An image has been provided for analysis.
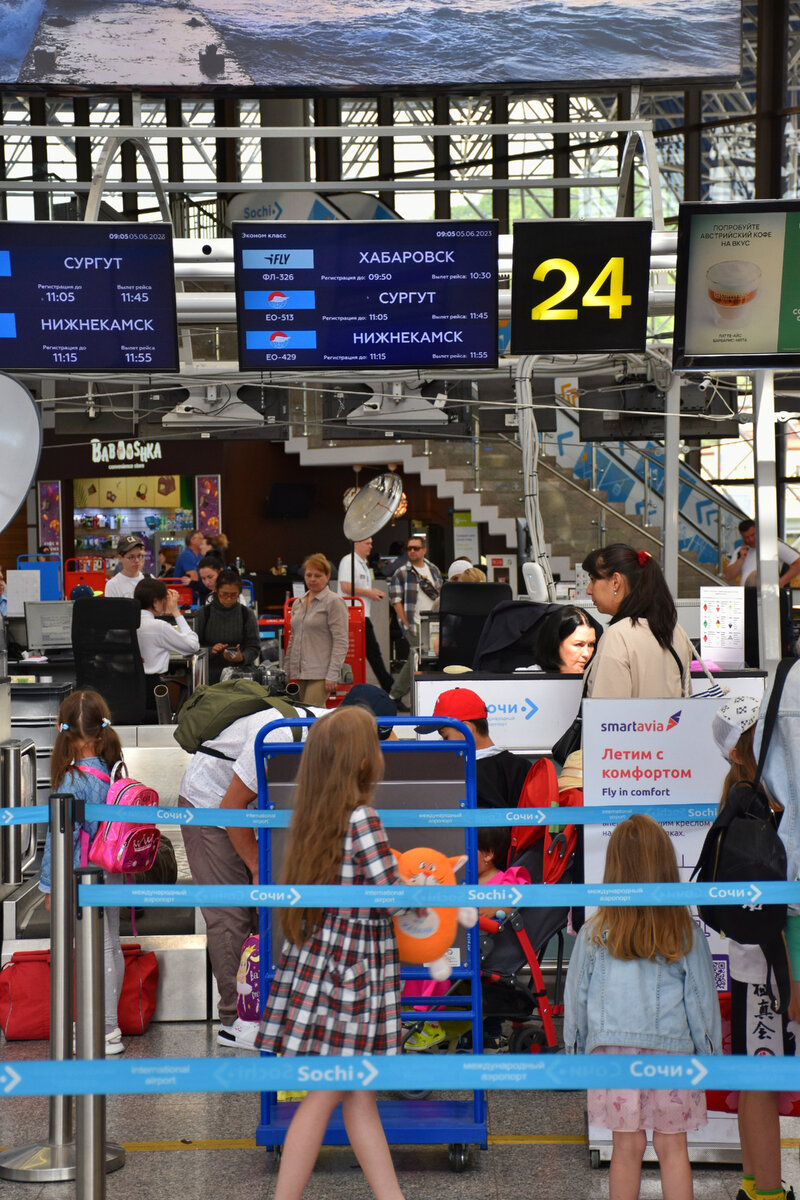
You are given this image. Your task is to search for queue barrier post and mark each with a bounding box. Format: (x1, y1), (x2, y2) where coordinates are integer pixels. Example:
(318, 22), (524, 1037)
(0, 796), (124, 1184)
(0, 792), (78, 1181)
(75, 867), (126, 1198)
(153, 683), (173, 726)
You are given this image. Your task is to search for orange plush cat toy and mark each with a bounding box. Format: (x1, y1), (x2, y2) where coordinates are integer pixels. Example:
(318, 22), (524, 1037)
(391, 846), (478, 980)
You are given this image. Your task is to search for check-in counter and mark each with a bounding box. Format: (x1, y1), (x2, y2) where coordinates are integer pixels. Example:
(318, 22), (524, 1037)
(414, 669), (768, 754)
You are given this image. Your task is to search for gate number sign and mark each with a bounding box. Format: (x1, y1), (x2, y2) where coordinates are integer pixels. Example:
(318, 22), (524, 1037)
(510, 219), (652, 356)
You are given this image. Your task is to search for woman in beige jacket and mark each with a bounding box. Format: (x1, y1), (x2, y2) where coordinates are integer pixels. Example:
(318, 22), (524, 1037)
(285, 553), (349, 706)
(582, 543), (693, 700)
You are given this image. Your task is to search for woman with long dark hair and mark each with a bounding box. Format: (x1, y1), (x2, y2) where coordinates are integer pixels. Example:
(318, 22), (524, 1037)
(532, 605), (598, 674)
(582, 543), (693, 699)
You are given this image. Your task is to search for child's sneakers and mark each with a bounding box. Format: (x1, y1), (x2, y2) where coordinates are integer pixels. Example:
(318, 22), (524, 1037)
(72, 1025), (125, 1055)
(217, 1017), (260, 1050)
(403, 1021), (448, 1051)
(104, 1027), (125, 1056)
(737, 1187), (795, 1200)
(403, 1020), (473, 1051)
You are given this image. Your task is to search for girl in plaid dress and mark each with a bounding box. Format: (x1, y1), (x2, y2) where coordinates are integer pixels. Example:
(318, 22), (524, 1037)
(257, 704), (407, 1200)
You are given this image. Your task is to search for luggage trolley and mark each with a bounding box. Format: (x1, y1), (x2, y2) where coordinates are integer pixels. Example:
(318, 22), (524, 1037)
(282, 596), (367, 690)
(253, 715), (488, 1171)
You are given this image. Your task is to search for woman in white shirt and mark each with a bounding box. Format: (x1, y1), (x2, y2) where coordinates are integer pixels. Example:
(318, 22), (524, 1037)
(133, 576), (200, 676)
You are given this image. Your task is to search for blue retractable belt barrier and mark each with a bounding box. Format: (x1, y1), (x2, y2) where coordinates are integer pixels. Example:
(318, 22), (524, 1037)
(82, 879), (800, 909)
(1, 1052), (800, 1099)
(0, 802), (722, 828)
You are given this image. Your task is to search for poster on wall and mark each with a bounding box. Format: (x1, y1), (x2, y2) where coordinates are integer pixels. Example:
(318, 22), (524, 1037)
(0, 2), (741, 92)
(195, 475), (221, 536)
(699, 586), (745, 668)
(673, 200), (800, 370)
(452, 512), (480, 565)
(37, 480), (62, 559)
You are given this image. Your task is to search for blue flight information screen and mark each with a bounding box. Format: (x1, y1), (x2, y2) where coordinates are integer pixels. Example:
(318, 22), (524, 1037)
(234, 220), (499, 371)
(0, 222), (179, 371)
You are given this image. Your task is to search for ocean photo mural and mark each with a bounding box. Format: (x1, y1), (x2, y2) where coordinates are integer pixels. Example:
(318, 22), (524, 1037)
(0, 0), (741, 91)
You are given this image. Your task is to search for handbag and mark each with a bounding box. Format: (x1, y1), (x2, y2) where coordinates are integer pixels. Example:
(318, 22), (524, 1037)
(412, 567), (440, 603)
(0, 949), (51, 1040)
(130, 833), (177, 886)
(0, 943), (159, 1039)
(552, 677), (588, 766)
(117, 943), (160, 1034)
(236, 934), (261, 1022)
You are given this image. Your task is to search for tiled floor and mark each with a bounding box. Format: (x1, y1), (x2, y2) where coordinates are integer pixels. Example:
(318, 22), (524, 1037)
(1, 1022), (798, 1200)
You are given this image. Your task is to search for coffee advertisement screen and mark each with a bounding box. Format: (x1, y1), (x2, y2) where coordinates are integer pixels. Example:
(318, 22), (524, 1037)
(673, 200), (800, 370)
(234, 220), (499, 372)
(0, 222), (179, 372)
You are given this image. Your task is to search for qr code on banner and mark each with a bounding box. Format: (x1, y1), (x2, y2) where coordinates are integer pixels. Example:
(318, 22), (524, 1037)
(712, 956), (729, 993)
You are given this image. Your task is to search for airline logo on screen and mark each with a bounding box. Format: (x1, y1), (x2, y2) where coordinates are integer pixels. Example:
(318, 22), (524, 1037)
(245, 330), (318, 350)
(243, 290), (316, 310)
(0, 251), (14, 338)
(242, 249), (315, 270)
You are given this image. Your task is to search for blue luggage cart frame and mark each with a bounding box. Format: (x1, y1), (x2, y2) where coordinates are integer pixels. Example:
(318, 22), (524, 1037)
(253, 715), (488, 1170)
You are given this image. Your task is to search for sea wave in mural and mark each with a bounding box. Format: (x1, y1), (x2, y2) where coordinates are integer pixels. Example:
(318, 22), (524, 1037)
(0, 0), (741, 91)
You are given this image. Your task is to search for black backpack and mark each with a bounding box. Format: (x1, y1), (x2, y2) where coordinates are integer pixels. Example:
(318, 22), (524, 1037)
(691, 658), (794, 1013)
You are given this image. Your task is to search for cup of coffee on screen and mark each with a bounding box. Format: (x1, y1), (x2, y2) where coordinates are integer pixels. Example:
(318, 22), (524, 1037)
(706, 260), (761, 325)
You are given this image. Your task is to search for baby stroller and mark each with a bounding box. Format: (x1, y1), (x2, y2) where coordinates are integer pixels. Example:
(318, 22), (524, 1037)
(478, 757), (580, 1053)
(402, 757), (580, 1055)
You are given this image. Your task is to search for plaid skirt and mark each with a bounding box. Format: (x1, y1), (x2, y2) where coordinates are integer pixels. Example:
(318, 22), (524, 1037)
(256, 910), (401, 1057)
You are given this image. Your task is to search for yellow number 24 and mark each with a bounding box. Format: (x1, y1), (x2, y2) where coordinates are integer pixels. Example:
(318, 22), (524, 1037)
(530, 256), (631, 321)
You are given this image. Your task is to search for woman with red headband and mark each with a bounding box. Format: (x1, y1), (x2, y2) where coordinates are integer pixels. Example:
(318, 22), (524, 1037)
(581, 543), (693, 699)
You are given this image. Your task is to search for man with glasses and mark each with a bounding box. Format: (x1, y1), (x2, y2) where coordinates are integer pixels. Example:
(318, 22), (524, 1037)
(389, 536), (442, 711)
(104, 534), (147, 598)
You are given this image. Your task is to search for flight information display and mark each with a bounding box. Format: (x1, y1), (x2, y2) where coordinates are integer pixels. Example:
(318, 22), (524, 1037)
(0, 222), (179, 371)
(234, 220), (499, 371)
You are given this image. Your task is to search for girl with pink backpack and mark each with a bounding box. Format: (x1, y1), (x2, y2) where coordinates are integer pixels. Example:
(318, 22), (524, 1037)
(39, 689), (130, 1055)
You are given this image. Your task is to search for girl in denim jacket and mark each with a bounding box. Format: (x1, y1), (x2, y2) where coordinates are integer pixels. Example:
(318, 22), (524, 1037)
(565, 814), (721, 1200)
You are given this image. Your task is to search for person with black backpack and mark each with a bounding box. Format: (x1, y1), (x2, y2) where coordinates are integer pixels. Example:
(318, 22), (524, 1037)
(711, 695), (797, 1200)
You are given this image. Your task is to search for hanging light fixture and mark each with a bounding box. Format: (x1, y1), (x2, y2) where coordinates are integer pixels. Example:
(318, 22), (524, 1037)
(343, 463), (363, 512)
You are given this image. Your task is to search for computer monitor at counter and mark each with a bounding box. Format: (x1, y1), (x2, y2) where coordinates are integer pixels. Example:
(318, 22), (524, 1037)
(24, 600), (74, 652)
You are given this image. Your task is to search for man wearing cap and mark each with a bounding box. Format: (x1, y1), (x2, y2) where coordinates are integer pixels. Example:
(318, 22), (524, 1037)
(180, 684), (397, 1050)
(420, 687), (530, 809)
(446, 558), (473, 582)
(338, 536), (394, 693)
(104, 534), (147, 598)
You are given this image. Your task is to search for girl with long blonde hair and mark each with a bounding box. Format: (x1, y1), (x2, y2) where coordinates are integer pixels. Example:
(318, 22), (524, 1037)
(257, 705), (407, 1200)
(564, 814), (720, 1200)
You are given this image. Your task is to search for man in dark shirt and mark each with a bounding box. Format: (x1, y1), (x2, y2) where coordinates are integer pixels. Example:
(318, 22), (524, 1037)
(417, 687), (530, 809)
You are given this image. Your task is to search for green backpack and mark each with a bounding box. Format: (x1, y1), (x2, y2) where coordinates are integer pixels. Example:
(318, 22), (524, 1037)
(174, 679), (301, 753)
